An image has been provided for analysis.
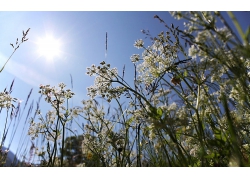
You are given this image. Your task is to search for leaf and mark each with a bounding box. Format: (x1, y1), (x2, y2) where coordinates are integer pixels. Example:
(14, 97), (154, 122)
(148, 106), (156, 118)
(148, 106), (162, 120)
(125, 117), (134, 128)
(184, 70), (188, 77)
(204, 152), (215, 159)
(245, 26), (250, 42)
(157, 107), (163, 117)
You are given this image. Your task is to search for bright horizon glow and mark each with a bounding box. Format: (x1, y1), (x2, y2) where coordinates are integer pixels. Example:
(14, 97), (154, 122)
(36, 35), (61, 60)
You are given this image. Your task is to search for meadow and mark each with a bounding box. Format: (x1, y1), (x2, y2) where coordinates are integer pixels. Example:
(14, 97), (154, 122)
(1, 11), (250, 167)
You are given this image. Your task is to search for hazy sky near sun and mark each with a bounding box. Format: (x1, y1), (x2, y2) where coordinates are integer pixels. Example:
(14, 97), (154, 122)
(0, 11), (249, 156)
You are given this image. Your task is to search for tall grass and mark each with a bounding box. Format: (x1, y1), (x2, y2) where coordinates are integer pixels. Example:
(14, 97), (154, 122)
(0, 28), (33, 166)
(1, 12), (250, 167)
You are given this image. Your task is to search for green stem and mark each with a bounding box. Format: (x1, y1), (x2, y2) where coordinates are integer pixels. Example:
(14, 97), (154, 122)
(227, 11), (247, 45)
(137, 123), (141, 167)
(61, 123), (65, 167)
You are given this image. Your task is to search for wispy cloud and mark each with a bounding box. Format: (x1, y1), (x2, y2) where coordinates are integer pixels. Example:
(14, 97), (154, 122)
(0, 52), (54, 87)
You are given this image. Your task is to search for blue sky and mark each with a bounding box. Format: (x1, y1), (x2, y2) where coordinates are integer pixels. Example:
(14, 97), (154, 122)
(0, 10), (249, 163)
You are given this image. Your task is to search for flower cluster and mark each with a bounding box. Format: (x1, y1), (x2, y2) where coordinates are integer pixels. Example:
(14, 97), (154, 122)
(28, 83), (81, 163)
(86, 61), (127, 102)
(134, 39), (144, 49)
(0, 91), (17, 109)
(133, 31), (180, 85)
(130, 54), (140, 63)
(39, 83), (75, 105)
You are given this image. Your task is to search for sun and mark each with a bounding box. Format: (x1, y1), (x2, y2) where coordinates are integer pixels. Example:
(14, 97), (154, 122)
(36, 35), (61, 60)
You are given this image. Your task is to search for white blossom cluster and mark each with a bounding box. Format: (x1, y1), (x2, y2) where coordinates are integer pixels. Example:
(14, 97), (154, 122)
(131, 34), (179, 85)
(0, 91), (17, 109)
(80, 99), (128, 166)
(39, 83), (75, 105)
(28, 83), (80, 141)
(86, 61), (127, 102)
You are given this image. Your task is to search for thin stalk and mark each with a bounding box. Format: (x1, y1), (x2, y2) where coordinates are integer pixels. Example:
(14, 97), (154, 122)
(136, 123), (141, 167)
(1, 110), (9, 148)
(222, 93), (244, 166)
(227, 11), (248, 45)
(60, 123), (65, 167)
(60, 99), (69, 167)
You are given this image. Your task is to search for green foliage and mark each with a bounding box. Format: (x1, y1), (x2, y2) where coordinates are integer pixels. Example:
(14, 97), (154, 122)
(60, 135), (83, 166)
